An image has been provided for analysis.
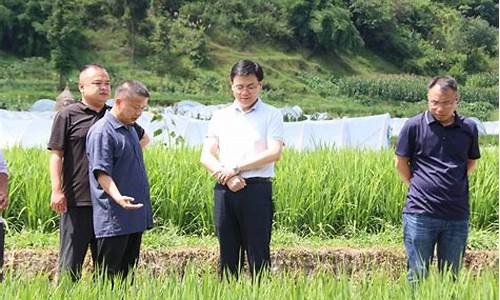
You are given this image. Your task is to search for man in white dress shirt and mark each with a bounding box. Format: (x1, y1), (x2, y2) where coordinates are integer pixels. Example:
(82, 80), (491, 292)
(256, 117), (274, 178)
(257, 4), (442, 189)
(201, 60), (284, 279)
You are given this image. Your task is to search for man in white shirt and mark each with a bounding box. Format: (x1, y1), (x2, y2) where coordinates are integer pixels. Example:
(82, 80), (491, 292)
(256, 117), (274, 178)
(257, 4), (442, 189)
(201, 60), (284, 279)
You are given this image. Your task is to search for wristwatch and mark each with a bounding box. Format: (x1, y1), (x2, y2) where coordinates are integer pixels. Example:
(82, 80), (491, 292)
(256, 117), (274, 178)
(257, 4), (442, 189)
(233, 165), (240, 175)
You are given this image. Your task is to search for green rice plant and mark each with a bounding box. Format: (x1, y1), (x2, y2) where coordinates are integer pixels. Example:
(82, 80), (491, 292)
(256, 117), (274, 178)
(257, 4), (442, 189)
(0, 266), (497, 299)
(273, 148), (407, 235)
(3, 147), (55, 231)
(1, 146), (497, 235)
(145, 146), (214, 234)
(469, 147), (499, 229)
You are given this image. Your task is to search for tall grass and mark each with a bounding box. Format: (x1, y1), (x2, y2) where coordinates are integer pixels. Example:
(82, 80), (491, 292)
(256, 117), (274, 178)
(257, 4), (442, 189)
(0, 267), (497, 300)
(2, 146), (498, 235)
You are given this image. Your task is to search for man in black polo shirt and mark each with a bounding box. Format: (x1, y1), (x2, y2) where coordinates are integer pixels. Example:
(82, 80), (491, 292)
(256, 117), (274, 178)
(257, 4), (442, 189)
(48, 64), (148, 281)
(395, 76), (480, 283)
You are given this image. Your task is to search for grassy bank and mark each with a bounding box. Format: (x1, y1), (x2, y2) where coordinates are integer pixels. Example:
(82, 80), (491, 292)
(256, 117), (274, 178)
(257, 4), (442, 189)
(5, 226), (498, 251)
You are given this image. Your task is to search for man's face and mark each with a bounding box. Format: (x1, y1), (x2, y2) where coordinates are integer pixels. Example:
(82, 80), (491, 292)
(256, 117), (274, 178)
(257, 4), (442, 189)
(116, 95), (148, 125)
(427, 85), (458, 124)
(79, 68), (111, 107)
(231, 74), (262, 110)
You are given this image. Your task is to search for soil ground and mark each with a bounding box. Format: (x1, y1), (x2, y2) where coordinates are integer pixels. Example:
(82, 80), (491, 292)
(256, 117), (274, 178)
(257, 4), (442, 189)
(4, 247), (497, 278)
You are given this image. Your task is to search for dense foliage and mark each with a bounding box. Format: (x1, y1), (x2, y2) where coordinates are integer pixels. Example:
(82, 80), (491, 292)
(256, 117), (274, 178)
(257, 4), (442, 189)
(0, 0), (497, 80)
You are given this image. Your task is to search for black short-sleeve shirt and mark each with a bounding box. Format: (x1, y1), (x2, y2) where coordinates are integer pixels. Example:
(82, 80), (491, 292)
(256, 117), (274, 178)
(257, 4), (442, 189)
(48, 102), (145, 206)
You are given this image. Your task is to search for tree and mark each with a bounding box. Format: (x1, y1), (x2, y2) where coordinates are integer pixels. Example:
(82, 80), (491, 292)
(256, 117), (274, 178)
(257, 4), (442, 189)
(149, 14), (172, 76)
(309, 4), (364, 52)
(350, 0), (417, 62)
(0, 0), (50, 57)
(109, 0), (150, 63)
(287, 0), (319, 48)
(437, 0), (499, 27)
(46, 0), (87, 90)
(458, 17), (498, 55)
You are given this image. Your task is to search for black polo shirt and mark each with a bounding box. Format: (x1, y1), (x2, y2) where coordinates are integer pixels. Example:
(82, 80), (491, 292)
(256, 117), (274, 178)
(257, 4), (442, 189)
(396, 111), (480, 220)
(48, 102), (144, 207)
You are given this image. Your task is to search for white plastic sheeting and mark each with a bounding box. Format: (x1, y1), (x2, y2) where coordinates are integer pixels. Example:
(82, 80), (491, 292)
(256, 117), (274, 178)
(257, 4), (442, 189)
(389, 118), (408, 137)
(0, 109), (497, 149)
(483, 121), (499, 135)
(29, 99), (56, 112)
(389, 117), (497, 136)
(0, 110), (55, 147)
(126, 112), (391, 150)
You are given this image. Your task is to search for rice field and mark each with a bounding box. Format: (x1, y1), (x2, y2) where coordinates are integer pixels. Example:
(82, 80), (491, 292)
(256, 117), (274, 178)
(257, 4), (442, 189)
(0, 266), (497, 300)
(0, 146), (497, 299)
(2, 146), (498, 235)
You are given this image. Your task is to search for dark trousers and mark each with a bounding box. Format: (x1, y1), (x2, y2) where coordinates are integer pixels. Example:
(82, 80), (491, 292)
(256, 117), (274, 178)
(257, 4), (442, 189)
(96, 232), (142, 280)
(214, 181), (273, 279)
(59, 206), (97, 281)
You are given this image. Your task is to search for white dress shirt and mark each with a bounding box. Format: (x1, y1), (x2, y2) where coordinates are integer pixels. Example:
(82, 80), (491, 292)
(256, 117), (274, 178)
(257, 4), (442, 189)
(207, 99), (284, 178)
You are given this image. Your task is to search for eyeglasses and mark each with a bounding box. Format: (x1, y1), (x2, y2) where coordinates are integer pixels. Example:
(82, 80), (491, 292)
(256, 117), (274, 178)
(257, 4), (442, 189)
(429, 100), (456, 107)
(232, 84), (259, 93)
(130, 104), (148, 112)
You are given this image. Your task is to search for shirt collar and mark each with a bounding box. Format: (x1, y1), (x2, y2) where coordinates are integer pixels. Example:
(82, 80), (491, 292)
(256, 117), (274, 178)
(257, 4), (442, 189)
(425, 110), (462, 128)
(105, 110), (126, 129)
(233, 98), (262, 114)
(77, 101), (110, 114)
(425, 110), (436, 124)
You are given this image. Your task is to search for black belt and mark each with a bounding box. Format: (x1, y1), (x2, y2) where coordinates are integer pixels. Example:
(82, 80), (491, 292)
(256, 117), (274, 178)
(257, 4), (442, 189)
(244, 177), (272, 184)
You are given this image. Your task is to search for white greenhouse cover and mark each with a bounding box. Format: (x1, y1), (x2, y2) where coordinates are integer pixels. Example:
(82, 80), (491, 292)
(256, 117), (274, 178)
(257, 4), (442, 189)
(0, 108), (497, 149)
(389, 117), (497, 136)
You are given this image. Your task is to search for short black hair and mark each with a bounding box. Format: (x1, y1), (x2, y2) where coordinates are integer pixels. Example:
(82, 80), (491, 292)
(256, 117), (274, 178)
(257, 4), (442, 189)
(230, 60), (264, 82)
(428, 76), (458, 92)
(115, 80), (150, 100)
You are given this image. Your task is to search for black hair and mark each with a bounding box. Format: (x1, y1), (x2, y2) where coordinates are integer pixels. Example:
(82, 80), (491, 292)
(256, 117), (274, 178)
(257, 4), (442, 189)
(115, 80), (150, 99)
(428, 76), (458, 92)
(230, 60), (264, 82)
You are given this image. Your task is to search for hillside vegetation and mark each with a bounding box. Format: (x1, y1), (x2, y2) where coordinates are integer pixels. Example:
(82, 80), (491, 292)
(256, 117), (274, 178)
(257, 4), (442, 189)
(0, 0), (498, 119)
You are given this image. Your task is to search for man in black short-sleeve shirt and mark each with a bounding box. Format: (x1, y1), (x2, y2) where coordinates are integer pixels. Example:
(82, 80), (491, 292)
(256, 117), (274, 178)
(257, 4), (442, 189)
(48, 64), (148, 281)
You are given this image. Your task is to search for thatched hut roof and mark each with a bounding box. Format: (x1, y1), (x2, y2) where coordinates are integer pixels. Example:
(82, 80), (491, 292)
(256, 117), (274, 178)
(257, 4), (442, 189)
(54, 85), (76, 111)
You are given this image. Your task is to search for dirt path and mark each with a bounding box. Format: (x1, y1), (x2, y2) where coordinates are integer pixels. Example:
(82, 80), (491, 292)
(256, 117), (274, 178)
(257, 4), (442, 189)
(4, 247), (497, 277)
